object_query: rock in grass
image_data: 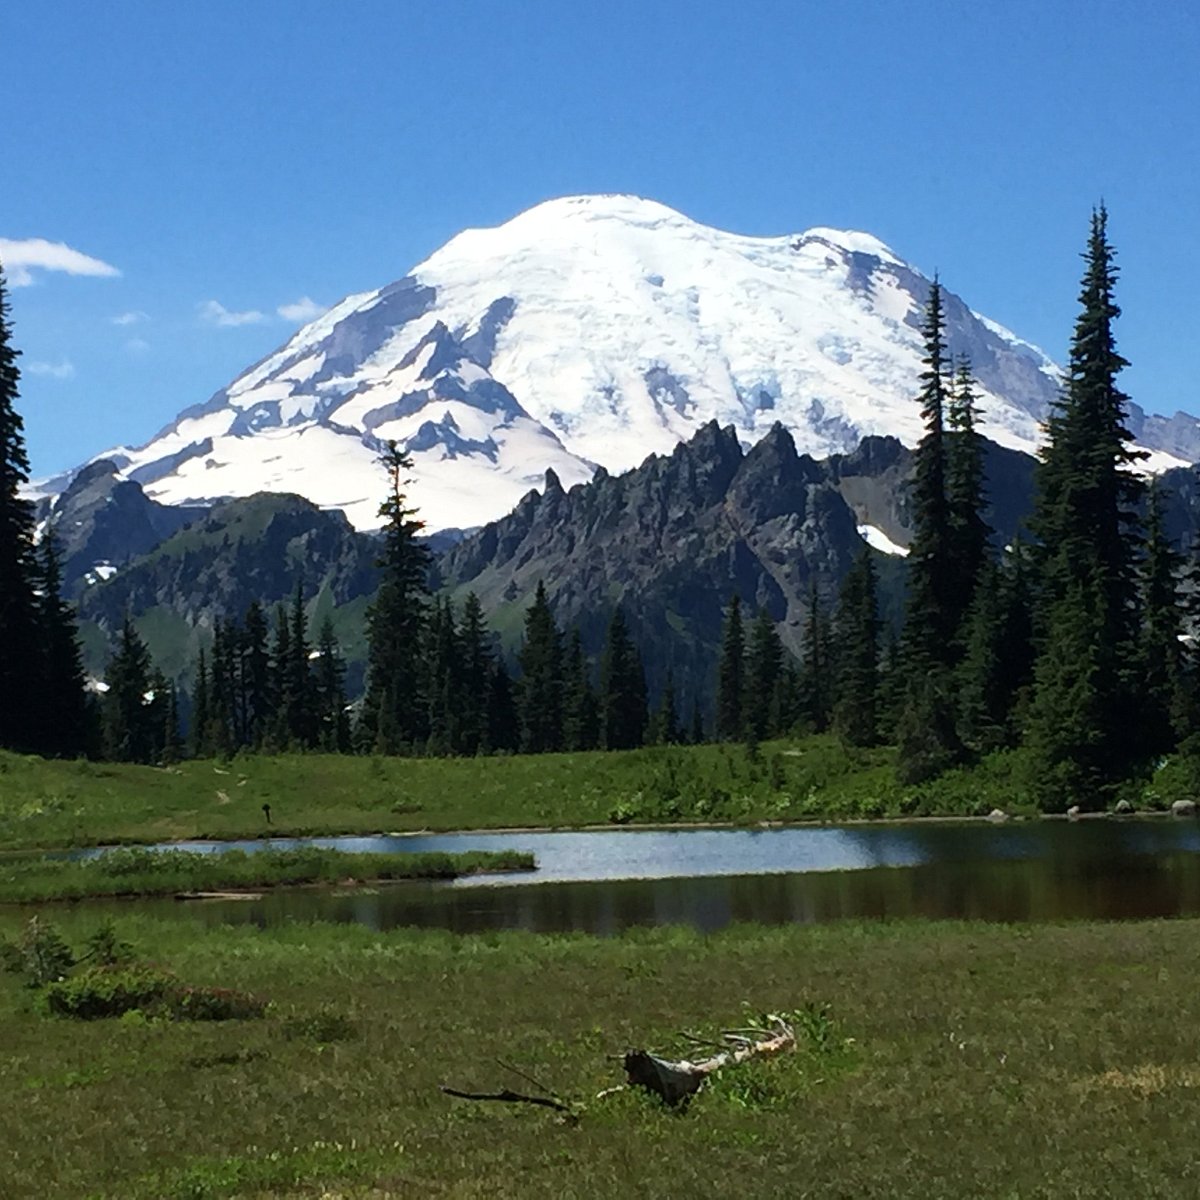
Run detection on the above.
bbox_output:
[1171,799,1197,818]
[987,808,1009,822]
[1067,805,1081,819]
[1114,799,1134,815]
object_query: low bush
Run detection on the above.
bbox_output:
[44,964,268,1021]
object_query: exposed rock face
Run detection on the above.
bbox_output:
[44,460,206,588]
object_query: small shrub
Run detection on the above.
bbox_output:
[1,917,75,987]
[282,1006,358,1043]
[44,964,173,1019]
[167,985,269,1021]
[81,921,135,966]
[44,965,269,1021]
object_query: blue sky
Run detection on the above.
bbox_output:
[3,0,1198,478]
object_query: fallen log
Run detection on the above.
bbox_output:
[440,1011,798,1118]
[622,1014,796,1107]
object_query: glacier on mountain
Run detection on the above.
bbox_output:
[51,194,1195,531]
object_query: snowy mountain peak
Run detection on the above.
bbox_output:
[59,194,1196,532]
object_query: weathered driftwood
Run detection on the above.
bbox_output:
[621,1015,796,1106]
[440,1014,797,1118]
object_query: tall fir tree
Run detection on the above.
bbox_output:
[517,581,563,753]
[744,611,784,742]
[102,616,156,763]
[1026,206,1144,804]
[31,532,89,756]
[359,441,431,753]
[650,667,680,745]
[190,649,210,758]
[1138,484,1183,757]
[456,592,493,756]
[561,626,600,751]
[487,658,520,753]
[599,606,647,751]
[946,355,992,638]
[423,596,460,756]
[797,583,832,732]
[241,600,272,748]
[896,278,963,781]
[715,594,745,741]
[0,262,40,752]
[313,615,351,752]
[902,277,957,669]
[832,547,881,747]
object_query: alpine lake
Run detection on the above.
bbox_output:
[73,816,1200,934]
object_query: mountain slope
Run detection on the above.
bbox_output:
[64,194,1197,532]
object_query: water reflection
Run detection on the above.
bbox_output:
[85,840,1200,936]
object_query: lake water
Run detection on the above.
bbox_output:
[78,819,1200,935]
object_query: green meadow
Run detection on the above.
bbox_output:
[0,734,1157,853]
[2,913,1199,1198]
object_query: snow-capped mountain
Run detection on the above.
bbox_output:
[64,194,1196,531]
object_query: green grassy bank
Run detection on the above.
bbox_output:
[2,912,1199,1198]
[0,736,1103,851]
[0,846,535,904]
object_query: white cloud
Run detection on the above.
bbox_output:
[198,299,266,327]
[0,238,120,286]
[112,310,149,326]
[277,296,324,323]
[27,359,76,379]
[124,337,150,355]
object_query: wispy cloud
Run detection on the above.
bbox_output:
[0,238,120,287]
[277,296,325,323]
[198,299,266,328]
[124,338,150,355]
[112,310,149,326]
[27,359,76,379]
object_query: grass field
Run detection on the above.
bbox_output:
[2,912,1199,1198]
[0,846,535,903]
[0,736,1079,851]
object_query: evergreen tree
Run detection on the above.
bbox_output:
[190,649,210,758]
[797,583,832,732]
[715,594,745,741]
[561,626,599,751]
[946,356,992,636]
[0,262,40,752]
[457,592,493,756]
[689,702,706,746]
[599,606,647,751]
[31,532,88,756]
[423,596,460,756]
[832,547,880,747]
[102,616,156,763]
[313,615,351,752]
[517,581,563,753]
[268,604,292,749]
[955,559,1012,753]
[359,441,431,753]
[651,668,680,745]
[1138,484,1182,756]
[241,600,272,748]
[1026,207,1144,803]
[487,659,520,753]
[285,581,315,747]
[902,277,957,669]
[895,278,964,780]
[744,611,784,742]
